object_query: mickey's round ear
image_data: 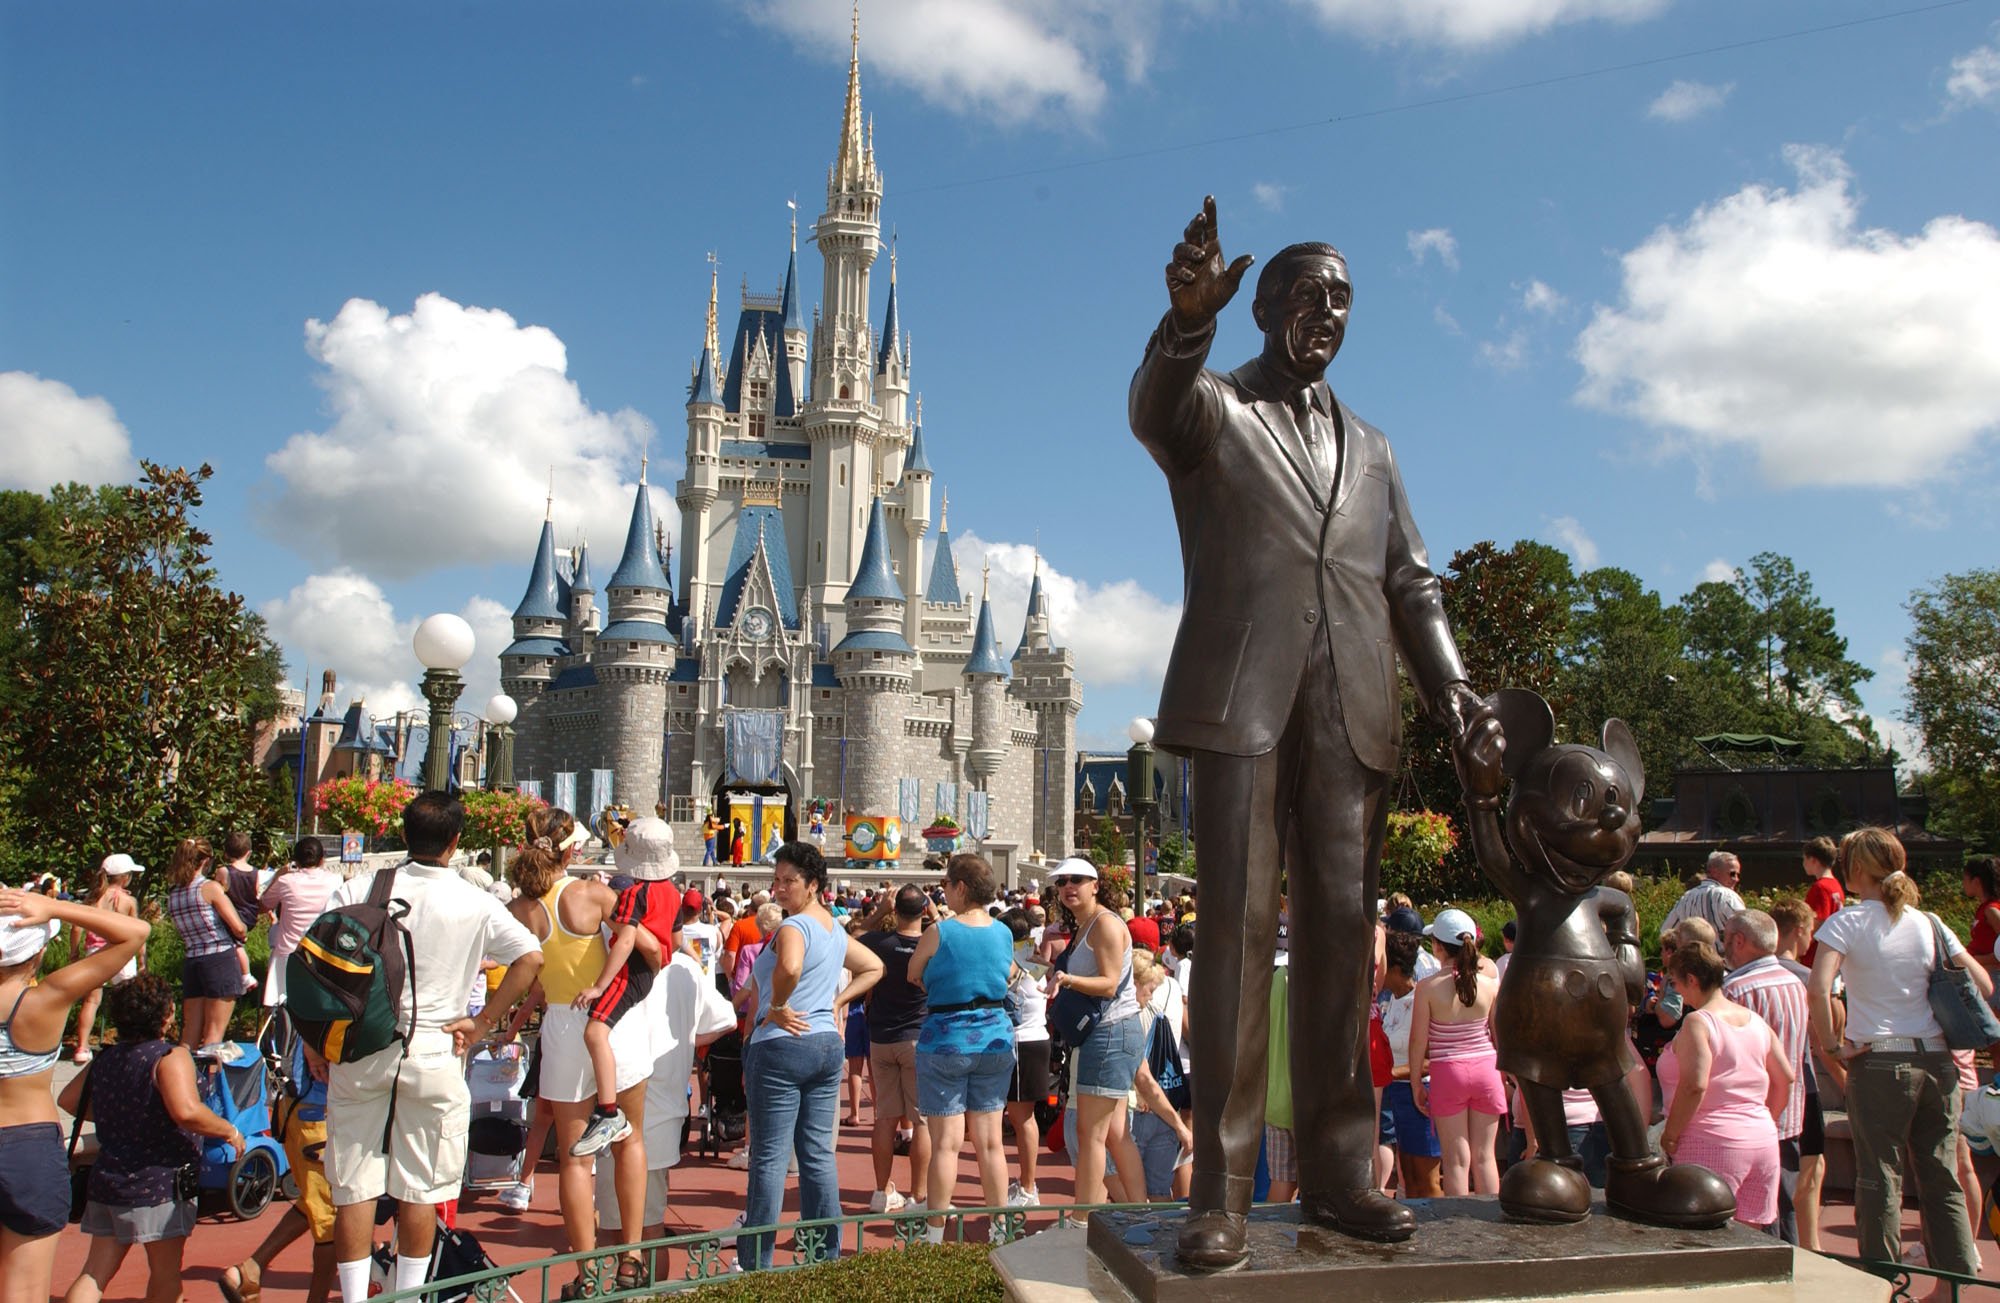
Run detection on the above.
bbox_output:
[1489,688,1554,779]
[1602,719,1645,806]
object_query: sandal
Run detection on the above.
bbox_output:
[615,1255,648,1292]
[556,1281,596,1301]
[219,1260,261,1303]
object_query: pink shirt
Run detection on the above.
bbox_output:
[1658,1007,1779,1147]
[260,867,341,960]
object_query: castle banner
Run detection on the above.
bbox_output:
[725,709,784,787]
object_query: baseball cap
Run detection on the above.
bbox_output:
[1384,906,1424,935]
[682,887,705,913]
[1424,907,1480,945]
[0,915,57,966]
[101,853,143,878]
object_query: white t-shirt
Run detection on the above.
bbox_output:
[1413,949,1441,981]
[1147,974,1190,1071]
[1815,900,1964,1041]
[326,859,540,1038]
[1383,988,1418,1069]
[1175,954,1192,993]
[1011,961,1049,1043]
[681,920,722,984]
[638,953,738,1164]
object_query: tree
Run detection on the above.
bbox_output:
[1154,829,1195,879]
[1904,568,2000,849]
[1088,815,1127,872]
[1,464,286,884]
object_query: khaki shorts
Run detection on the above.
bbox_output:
[280,1102,334,1242]
[870,1039,923,1121]
[327,1032,470,1206]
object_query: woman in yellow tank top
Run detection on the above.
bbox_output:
[505,808,651,1293]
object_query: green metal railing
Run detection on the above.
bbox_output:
[370,1201,1159,1302]
[1828,1253,1989,1302]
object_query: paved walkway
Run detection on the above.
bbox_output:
[41,1053,2000,1300]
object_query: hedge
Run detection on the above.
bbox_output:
[680,1243,1003,1302]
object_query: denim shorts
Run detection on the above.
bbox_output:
[916,1049,1015,1117]
[1073,1016,1144,1098]
[1383,1081,1440,1158]
[1131,1110,1189,1198]
[0,1122,69,1238]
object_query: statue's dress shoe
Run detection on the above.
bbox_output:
[1605,1156,1735,1230]
[1499,1158,1592,1224]
[1174,1209,1249,1271]
[1299,1188,1418,1242]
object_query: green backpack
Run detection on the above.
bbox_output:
[286,864,415,1066]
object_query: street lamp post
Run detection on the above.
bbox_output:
[1127,716,1158,886]
[412,614,476,793]
[484,693,518,792]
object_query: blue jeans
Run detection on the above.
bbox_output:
[741,1031,843,1270]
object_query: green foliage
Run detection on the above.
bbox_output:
[0,466,285,886]
[1088,815,1127,871]
[1903,568,2000,851]
[311,775,417,840]
[1153,829,1195,879]
[684,1242,1003,1302]
[1379,810,1460,902]
[459,788,550,852]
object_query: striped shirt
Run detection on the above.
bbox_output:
[1662,878,1747,938]
[167,875,235,957]
[1722,955,1808,1138]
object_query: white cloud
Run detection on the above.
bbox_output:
[953,532,1180,689]
[741,0,1194,124]
[1521,280,1566,314]
[1407,227,1459,270]
[1293,0,1667,49]
[1701,558,1737,585]
[1433,305,1463,335]
[259,294,661,580]
[1647,79,1733,123]
[1251,182,1288,212]
[1479,330,1528,370]
[0,371,137,491]
[1575,147,2000,488]
[1945,37,2000,111]
[1544,515,1599,568]
[261,570,510,723]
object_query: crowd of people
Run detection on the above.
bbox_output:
[4,802,1999,1301]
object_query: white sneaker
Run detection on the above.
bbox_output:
[1006,1183,1040,1207]
[923,1220,946,1245]
[569,1107,632,1158]
[902,1198,927,1217]
[498,1181,532,1212]
[725,1149,751,1170]
[868,1186,906,1214]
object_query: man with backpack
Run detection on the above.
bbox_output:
[307,791,544,1303]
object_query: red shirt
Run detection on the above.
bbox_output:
[1369,1003,1394,1089]
[1803,875,1845,965]
[614,879,681,951]
[1127,916,1161,953]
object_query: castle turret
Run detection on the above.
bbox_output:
[780,213,808,405]
[681,264,727,624]
[566,541,598,654]
[964,569,1008,783]
[593,466,676,810]
[501,516,569,701]
[834,498,912,839]
[1009,555,1082,857]
[876,247,908,434]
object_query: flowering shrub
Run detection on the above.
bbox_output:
[1380,809,1462,901]
[460,788,548,852]
[311,776,416,838]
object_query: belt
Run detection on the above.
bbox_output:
[1857,1036,1948,1054]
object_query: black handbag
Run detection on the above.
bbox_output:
[1927,912,2000,1050]
[1049,913,1130,1049]
[66,1065,94,1223]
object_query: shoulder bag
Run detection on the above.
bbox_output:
[1926,911,2000,1050]
[1049,912,1131,1049]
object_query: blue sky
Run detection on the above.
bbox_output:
[3,0,1997,755]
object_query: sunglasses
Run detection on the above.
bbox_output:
[1051,876,1091,888]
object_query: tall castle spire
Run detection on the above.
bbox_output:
[832,1,872,196]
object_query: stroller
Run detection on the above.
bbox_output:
[689,1028,748,1159]
[368,1199,521,1303]
[464,1042,532,1198]
[193,1041,293,1219]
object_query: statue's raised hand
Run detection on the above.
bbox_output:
[1166,195,1254,333]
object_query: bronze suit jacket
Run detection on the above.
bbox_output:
[1129,313,1467,770]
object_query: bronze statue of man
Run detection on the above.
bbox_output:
[1129,196,1502,1270]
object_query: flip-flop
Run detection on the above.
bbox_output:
[218,1260,261,1303]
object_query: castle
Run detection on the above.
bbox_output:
[497,20,1081,874]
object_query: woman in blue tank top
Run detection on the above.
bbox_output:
[738,842,884,1271]
[909,853,1018,1241]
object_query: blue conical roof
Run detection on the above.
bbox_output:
[925,527,961,605]
[877,276,901,373]
[608,479,671,592]
[846,497,903,602]
[965,595,1008,678]
[571,542,593,592]
[1013,570,1045,658]
[689,345,719,407]
[904,416,932,476]
[514,520,566,621]
[781,245,805,333]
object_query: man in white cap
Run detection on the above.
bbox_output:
[595,818,736,1256]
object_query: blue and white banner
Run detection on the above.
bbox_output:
[518,779,543,800]
[725,709,785,787]
[898,778,921,825]
[967,790,989,840]
[553,771,577,815]
[935,781,958,821]
[590,768,614,813]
